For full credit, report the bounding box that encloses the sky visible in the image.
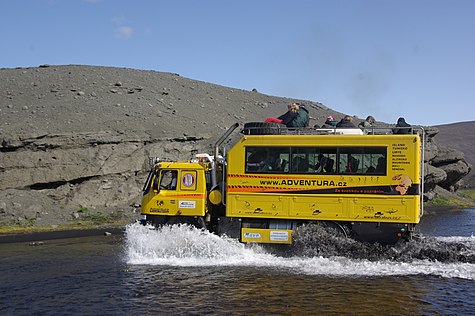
[2,0,474,126]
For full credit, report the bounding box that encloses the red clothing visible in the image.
[264,117,283,123]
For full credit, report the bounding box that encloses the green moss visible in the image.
[427,194,475,208]
[78,206,89,213]
[75,208,113,225]
[81,211,108,224]
[458,189,475,202]
[428,196,452,206]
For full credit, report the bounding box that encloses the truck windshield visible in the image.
[159,170,178,190]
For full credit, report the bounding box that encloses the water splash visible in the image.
[124,223,475,280]
[125,223,274,266]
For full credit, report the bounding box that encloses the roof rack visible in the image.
[241,122,424,136]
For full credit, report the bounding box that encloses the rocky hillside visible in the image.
[434,121,475,188]
[0,65,471,228]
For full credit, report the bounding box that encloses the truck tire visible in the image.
[242,122,286,135]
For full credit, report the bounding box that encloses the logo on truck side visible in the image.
[244,232,261,239]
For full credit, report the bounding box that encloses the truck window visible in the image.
[246,147,289,173]
[291,147,337,174]
[159,170,178,190]
[338,147,386,175]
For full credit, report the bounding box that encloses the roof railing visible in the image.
[241,123,425,136]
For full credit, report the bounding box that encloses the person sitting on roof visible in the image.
[336,115,356,128]
[321,115,337,128]
[264,103,298,126]
[288,103,309,128]
[393,117,412,134]
[264,103,309,128]
[358,115,376,128]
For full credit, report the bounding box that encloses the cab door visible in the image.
[176,170,206,216]
[145,169,180,215]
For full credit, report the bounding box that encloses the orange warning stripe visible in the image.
[227,186,308,193]
[227,173,328,180]
[160,194,206,198]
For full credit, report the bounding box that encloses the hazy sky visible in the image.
[2,0,474,126]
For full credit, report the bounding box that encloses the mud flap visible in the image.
[214,217,241,239]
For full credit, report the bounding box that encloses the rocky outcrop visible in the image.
[434,121,475,188]
[0,130,210,226]
[423,126,472,199]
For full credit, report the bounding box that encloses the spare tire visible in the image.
[241,122,286,135]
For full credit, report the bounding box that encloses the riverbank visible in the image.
[0,222,130,243]
[0,204,138,243]
[425,188,475,210]
[0,226,126,244]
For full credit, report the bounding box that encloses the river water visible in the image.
[1,209,474,315]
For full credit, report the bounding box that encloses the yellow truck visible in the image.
[141,122,424,244]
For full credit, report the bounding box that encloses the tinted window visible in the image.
[246,147,290,173]
[245,146,386,175]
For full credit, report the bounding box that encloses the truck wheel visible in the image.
[242,122,286,135]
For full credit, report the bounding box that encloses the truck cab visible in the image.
[141,158,213,228]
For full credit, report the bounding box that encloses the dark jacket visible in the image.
[279,106,309,128]
[278,111,298,127]
[336,119,356,128]
[322,119,337,129]
[288,106,309,127]
[393,117,412,134]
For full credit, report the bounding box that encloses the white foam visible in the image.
[434,235,475,244]
[124,223,475,280]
